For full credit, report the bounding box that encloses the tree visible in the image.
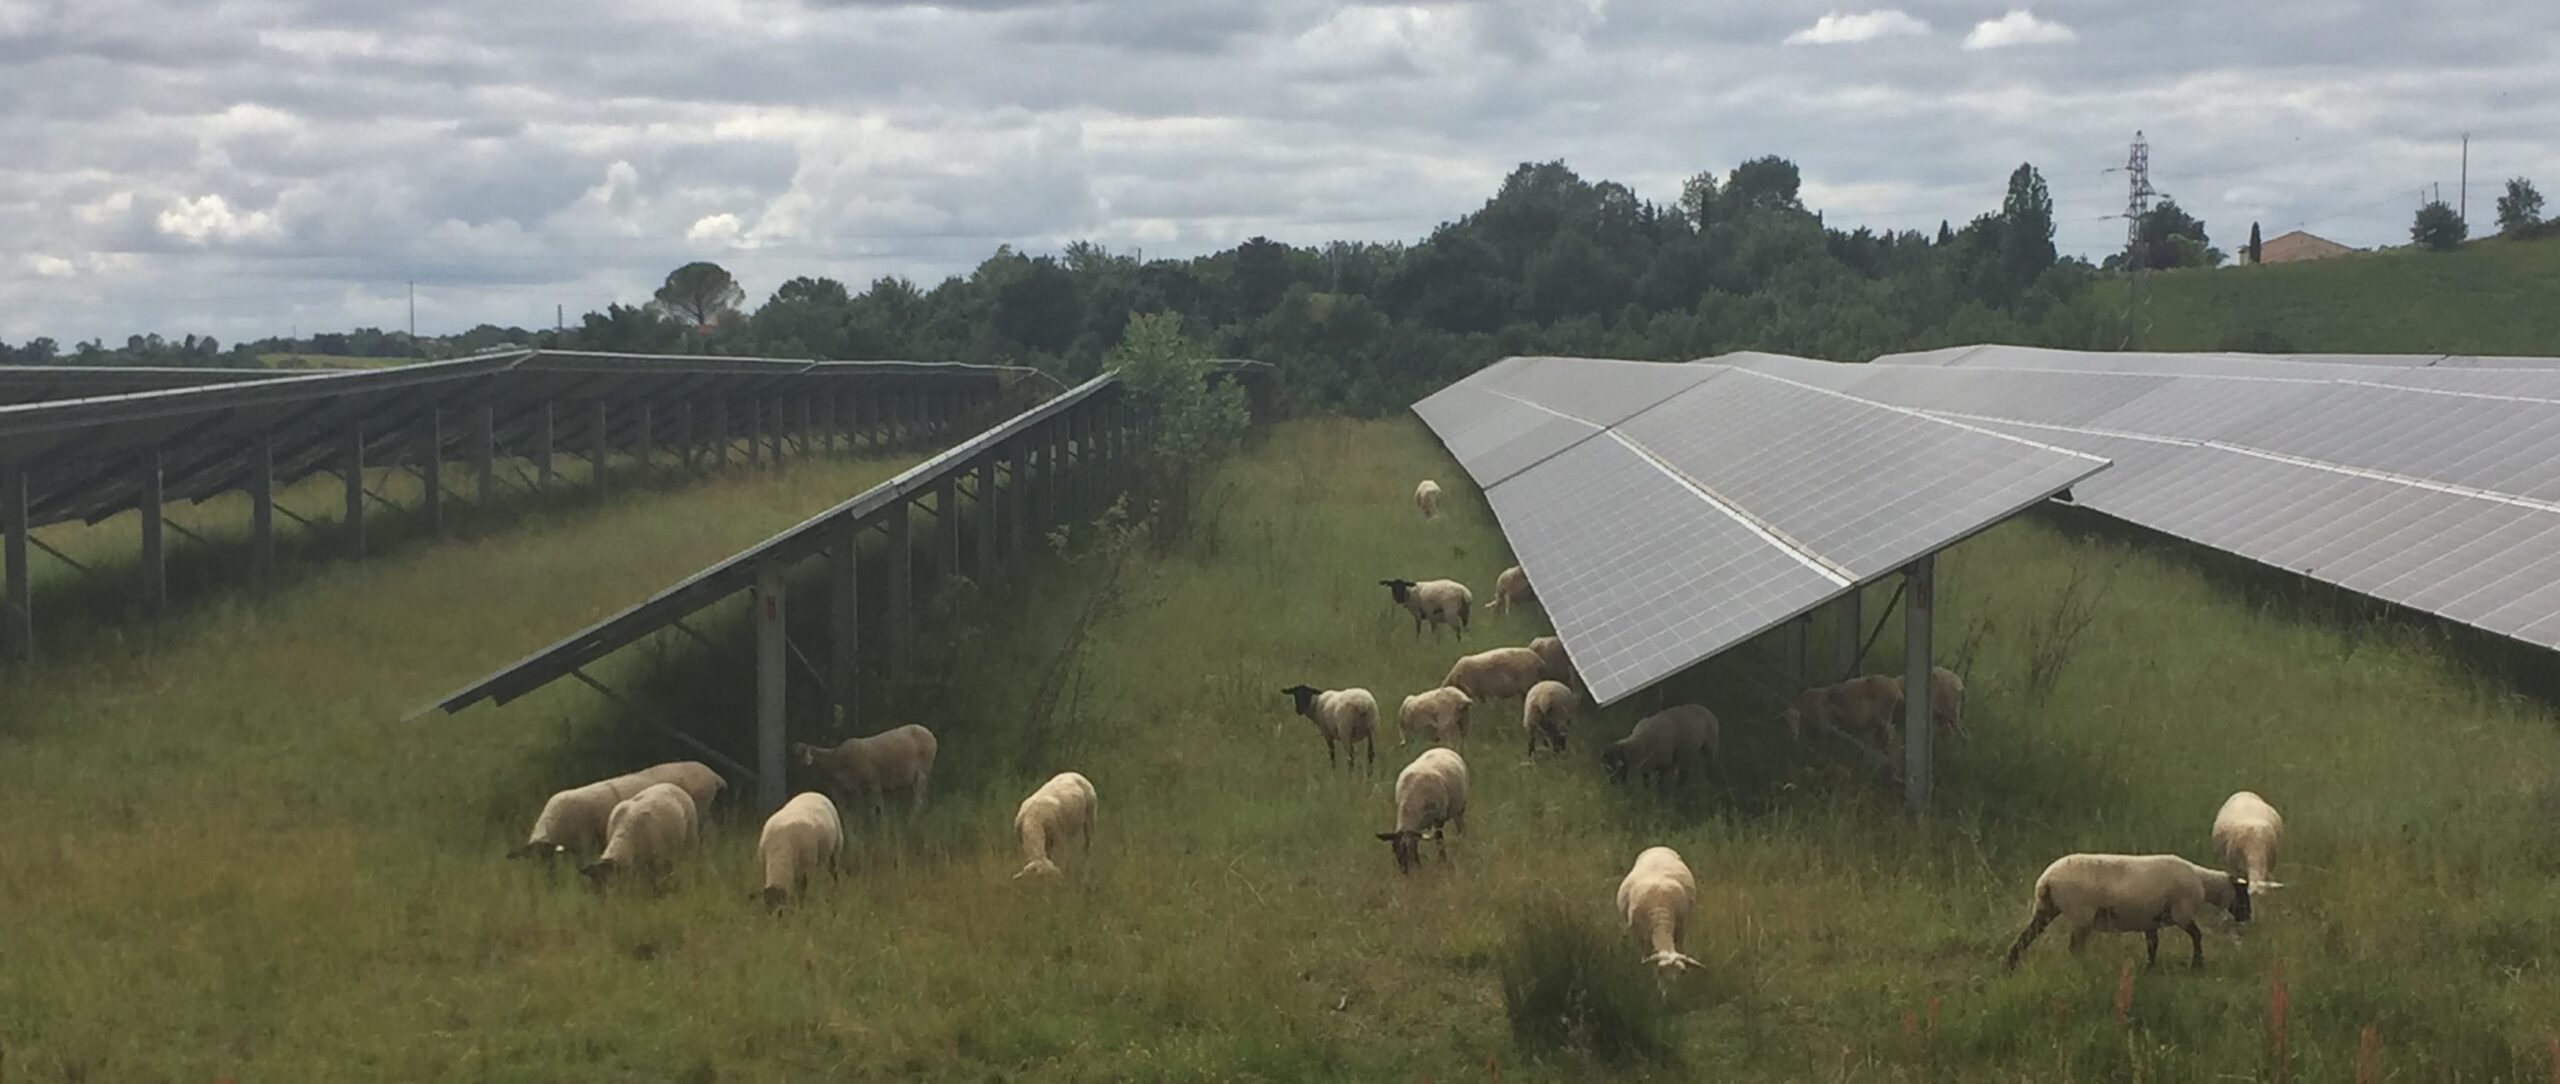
[2496,177,2545,239]
[2411,200,2467,251]
[651,262,745,328]
[1232,236,1293,318]
[2247,221,2263,264]
[1936,220,1955,246]
[2127,198,2215,270]
[1999,163,2057,285]
[1677,172,1720,230]
[1724,156,1803,213]
[1108,312,1248,544]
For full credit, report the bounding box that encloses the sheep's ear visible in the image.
[1374,832,1400,842]
[2256,879,2287,891]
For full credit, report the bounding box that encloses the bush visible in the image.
[2410,200,2467,252]
[1497,900,1674,1065]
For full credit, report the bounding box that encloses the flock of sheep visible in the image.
[501,473,2290,980]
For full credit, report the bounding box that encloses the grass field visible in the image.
[2106,238,2560,356]
[6,418,2560,1081]
[257,353,416,369]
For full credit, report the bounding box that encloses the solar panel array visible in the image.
[1734,346,2560,653]
[1411,356,2109,705]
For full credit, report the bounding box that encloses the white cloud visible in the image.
[1785,10,1929,45]
[686,212,745,246]
[1963,10,2077,49]
[153,195,279,244]
[26,254,79,279]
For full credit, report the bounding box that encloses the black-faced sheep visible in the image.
[2212,791,2286,890]
[1375,747,1469,874]
[1280,684,1379,768]
[1601,704,1720,788]
[2005,853,2252,970]
[1014,771,1098,879]
[793,724,939,817]
[1380,578,1472,640]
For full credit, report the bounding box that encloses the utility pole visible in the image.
[2460,132,2470,225]
[556,303,564,334]
[2117,130,2155,348]
[408,281,416,342]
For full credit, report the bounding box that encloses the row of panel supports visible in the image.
[0,389,993,662]
[1799,557,1932,813]
[747,397,1130,813]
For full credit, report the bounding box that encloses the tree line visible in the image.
[0,156,2299,413]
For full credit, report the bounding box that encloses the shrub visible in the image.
[1497,900,1674,1065]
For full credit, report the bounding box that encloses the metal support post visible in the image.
[680,403,698,472]
[1007,439,1029,557]
[536,403,555,488]
[1903,556,1935,814]
[139,448,165,616]
[636,405,654,486]
[714,400,732,468]
[591,402,610,496]
[1784,614,1809,692]
[937,474,962,580]
[473,404,496,509]
[886,498,912,681]
[748,398,764,468]
[975,459,997,575]
[250,433,275,579]
[829,516,860,729]
[755,561,789,816]
[1835,588,1863,680]
[419,410,443,533]
[3,465,30,661]
[343,424,366,557]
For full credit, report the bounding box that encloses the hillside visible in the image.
[2107,239,2560,356]
[6,419,2560,1079]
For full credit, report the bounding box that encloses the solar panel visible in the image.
[1413,355,2108,705]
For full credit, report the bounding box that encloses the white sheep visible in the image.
[793,724,939,816]
[1374,747,1469,874]
[1415,479,1442,519]
[1487,565,1532,616]
[1379,578,1473,640]
[1442,646,1547,706]
[512,760,726,859]
[1617,846,1703,977]
[1396,686,1473,747]
[580,782,700,886]
[1522,679,1579,756]
[1884,666,1968,737]
[1601,704,1720,788]
[1780,675,1901,745]
[1280,684,1379,768]
[1014,771,1098,879]
[2212,791,2286,890]
[752,791,843,910]
[2004,853,2252,970]
[1526,635,1577,686]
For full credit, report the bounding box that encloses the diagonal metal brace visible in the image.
[567,668,759,786]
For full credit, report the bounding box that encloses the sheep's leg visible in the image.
[1326,737,1337,767]
[1365,734,1376,768]
[2004,904,2056,970]
[2144,928,2161,969]
[2183,921,2206,969]
[2066,922,2095,955]
[912,775,930,814]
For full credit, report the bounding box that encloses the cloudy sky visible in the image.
[3,0,2554,345]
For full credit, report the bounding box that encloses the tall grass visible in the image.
[5,418,2560,1080]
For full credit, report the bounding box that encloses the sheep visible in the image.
[1882,666,1968,737]
[1442,646,1547,706]
[792,724,938,817]
[511,760,726,859]
[1380,578,1473,640]
[1014,771,1098,879]
[1487,565,1533,616]
[1522,679,1579,756]
[1396,686,1473,747]
[1779,675,1901,745]
[1280,684,1379,768]
[2004,853,2252,971]
[579,782,700,886]
[1527,635,1578,690]
[1374,747,1469,874]
[752,791,843,910]
[1617,846,1703,977]
[1601,704,1721,788]
[1415,479,1442,519]
[2212,791,2286,890]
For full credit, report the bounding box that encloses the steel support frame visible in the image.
[139,448,166,615]
[829,516,860,730]
[250,433,276,579]
[1902,556,1935,814]
[886,497,912,680]
[1834,588,1862,681]
[343,424,367,557]
[3,465,29,661]
[755,561,789,815]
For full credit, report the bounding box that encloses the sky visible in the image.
[2,0,2555,345]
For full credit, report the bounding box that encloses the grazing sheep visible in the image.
[1379,578,1473,640]
[1280,684,1379,768]
[1780,675,1901,745]
[793,724,939,816]
[1883,666,1968,737]
[512,760,726,859]
[1601,704,1720,788]
[1522,679,1580,755]
[580,782,700,886]
[1527,635,1578,690]
[1014,771,1098,879]
[753,791,843,910]
[2004,854,2252,970]
[1396,686,1473,747]
[1617,846,1703,977]
[1375,747,1470,874]
[2212,791,2286,890]
[1415,479,1442,519]
[1442,647,1547,706]
[1488,565,1533,615]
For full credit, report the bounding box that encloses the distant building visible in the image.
[2257,230,2355,264]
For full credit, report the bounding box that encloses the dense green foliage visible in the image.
[2497,177,2547,240]
[2411,200,2469,251]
